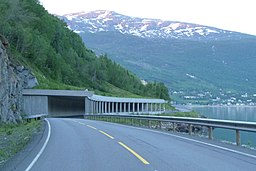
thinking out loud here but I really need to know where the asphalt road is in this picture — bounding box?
[15,118,256,171]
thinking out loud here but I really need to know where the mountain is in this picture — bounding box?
[60,10,256,104]
[61,10,253,41]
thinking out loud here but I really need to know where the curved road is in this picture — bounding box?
[16,118,256,170]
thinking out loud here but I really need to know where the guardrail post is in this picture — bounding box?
[159,121,162,129]
[189,124,192,135]
[208,126,213,140]
[173,122,175,132]
[236,130,241,146]
[148,120,151,128]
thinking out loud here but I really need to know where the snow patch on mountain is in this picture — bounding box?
[97,10,112,19]
[169,23,181,30]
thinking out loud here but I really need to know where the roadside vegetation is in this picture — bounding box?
[0,120,42,165]
[158,110,200,118]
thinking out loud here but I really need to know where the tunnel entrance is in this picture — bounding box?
[48,96,85,117]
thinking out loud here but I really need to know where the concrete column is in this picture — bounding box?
[128,103,130,113]
[92,101,95,114]
[98,101,100,114]
[124,103,127,113]
[101,102,105,113]
[150,103,153,112]
[99,101,101,113]
[99,102,101,113]
[112,102,114,113]
[92,101,96,114]
[115,102,118,113]
[108,102,111,113]
[85,98,90,114]
[90,100,94,114]
[132,103,135,113]
[101,101,104,113]
[105,102,107,113]
[137,103,140,114]
[96,101,98,114]
[119,102,122,113]
[142,103,144,113]
[104,102,108,113]
[146,103,148,113]
[155,103,157,112]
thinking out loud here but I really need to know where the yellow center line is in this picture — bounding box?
[99,130,115,139]
[118,142,150,165]
[86,125,97,130]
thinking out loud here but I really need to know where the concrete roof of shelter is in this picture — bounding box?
[90,95,166,103]
[23,89,166,103]
[22,89,94,97]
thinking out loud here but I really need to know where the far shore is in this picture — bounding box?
[187,104,256,108]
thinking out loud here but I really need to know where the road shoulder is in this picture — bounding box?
[0,119,48,171]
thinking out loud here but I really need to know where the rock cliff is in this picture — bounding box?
[0,38,38,123]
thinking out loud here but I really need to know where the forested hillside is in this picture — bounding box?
[0,0,170,100]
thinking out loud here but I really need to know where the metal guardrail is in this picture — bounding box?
[84,114,256,146]
[24,114,48,121]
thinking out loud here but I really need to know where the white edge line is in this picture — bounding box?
[25,119,51,171]
[97,120,256,159]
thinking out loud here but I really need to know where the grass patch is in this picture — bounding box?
[34,70,86,90]
[165,103,176,110]
[94,82,144,98]
[159,110,200,118]
[34,71,146,99]
[0,120,42,165]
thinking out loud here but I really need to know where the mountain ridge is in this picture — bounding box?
[60,10,254,41]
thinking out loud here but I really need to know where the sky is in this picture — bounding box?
[40,0,256,35]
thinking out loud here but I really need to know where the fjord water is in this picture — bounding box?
[192,106,256,147]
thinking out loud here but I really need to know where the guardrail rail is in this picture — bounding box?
[84,114,256,146]
[24,114,48,122]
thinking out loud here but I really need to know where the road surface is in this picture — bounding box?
[13,118,256,170]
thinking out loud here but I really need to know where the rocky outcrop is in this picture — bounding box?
[0,39,38,124]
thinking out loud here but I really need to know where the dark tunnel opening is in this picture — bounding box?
[48,96,85,117]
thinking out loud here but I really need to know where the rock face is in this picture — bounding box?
[0,39,38,123]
